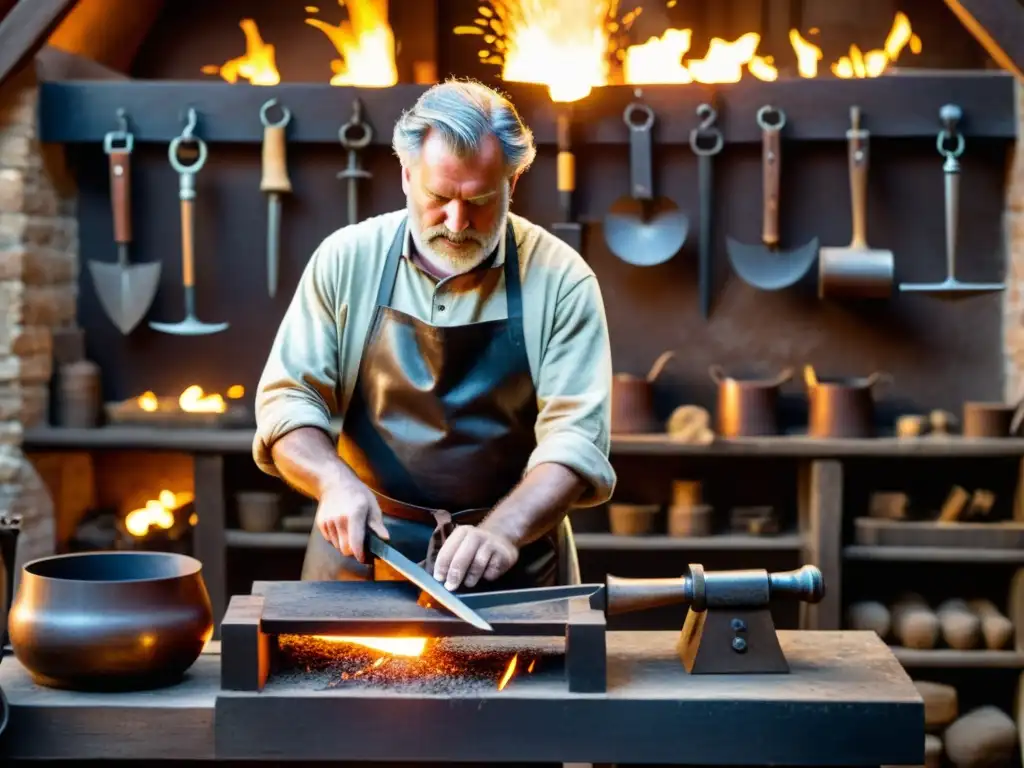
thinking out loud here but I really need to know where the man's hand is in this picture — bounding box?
[315,477,389,563]
[432,525,518,591]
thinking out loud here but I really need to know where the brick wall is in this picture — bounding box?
[0,62,79,581]
[1006,79,1024,401]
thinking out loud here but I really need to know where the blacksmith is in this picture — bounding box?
[253,78,614,593]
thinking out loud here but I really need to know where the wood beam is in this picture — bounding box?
[0,0,79,89]
[35,45,128,82]
[943,0,1024,80]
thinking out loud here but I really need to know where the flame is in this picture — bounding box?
[497,653,518,690]
[124,489,194,538]
[133,385,244,413]
[305,0,398,87]
[313,635,429,657]
[463,5,920,90]
[201,18,280,85]
[455,0,626,102]
[835,13,921,78]
[179,385,226,413]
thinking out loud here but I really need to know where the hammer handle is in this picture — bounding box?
[761,126,781,246]
[847,108,870,249]
[109,150,131,245]
[180,198,194,288]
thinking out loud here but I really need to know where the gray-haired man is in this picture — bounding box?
[253,79,615,594]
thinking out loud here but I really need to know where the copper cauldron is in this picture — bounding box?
[9,551,214,691]
[612,350,675,434]
[805,366,891,438]
[710,365,793,437]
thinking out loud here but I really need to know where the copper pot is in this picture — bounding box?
[962,401,1024,437]
[9,551,214,690]
[805,366,891,438]
[710,365,793,437]
[611,350,675,434]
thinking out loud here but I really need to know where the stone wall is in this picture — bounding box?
[0,61,78,579]
[1006,78,1024,401]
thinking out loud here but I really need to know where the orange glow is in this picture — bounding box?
[201,18,280,85]
[313,635,429,657]
[124,489,194,537]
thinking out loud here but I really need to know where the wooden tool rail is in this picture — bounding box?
[38,72,1018,146]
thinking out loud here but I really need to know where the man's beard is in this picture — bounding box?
[407,186,508,275]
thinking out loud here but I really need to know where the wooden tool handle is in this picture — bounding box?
[604,575,688,616]
[556,111,575,194]
[108,150,131,244]
[180,198,194,288]
[761,126,780,246]
[847,106,869,249]
[260,125,292,194]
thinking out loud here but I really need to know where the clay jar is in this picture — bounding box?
[611,351,675,434]
[805,366,891,438]
[710,366,793,437]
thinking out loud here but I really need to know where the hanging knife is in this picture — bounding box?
[367,532,494,631]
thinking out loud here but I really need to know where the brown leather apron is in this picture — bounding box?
[301,216,557,590]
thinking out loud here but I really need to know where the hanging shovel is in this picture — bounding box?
[726,106,818,290]
[604,100,689,266]
[88,109,161,335]
[150,109,228,337]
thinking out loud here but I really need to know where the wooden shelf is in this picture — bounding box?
[226,530,308,550]
[23,426,255,452]
[23,426,1024,458]
[844,545,1024,564]
[224,529,804,553]
[892,647,1024,669]
[573,532,804,551]
[612,434,1024,457]
[39,73,1018,146]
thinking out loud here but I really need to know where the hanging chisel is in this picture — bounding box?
[259,98,292,298]
[689,103,724,319]
[552,104,584,253]
[338,98,374,226]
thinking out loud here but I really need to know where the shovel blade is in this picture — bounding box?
[725,236,819,291]
[88,260,162,335]
[604,197,689,266]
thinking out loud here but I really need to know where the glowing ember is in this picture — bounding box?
[226,384,245,399]
[201,18,280,85]
[497,653,518,690]
[313,635,429,657]
[137,390,159,412]
[124,489,194,538]
[132,385,245,414]
[278,635,549,693]
[305,0,398,87]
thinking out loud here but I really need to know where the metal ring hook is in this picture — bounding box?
[339,98,373,150]
[936,103,965,159]
[756,105,786,131]
[260,98,291,129]
[180,107,198,141]
[696,103,718,132]
[690,102,724,157]
[103,108,134,154]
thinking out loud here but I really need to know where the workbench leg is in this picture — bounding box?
[798,459,843,630]
[193,453,227,639]
[566,598,607,693]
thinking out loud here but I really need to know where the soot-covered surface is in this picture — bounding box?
[272,634,565,695]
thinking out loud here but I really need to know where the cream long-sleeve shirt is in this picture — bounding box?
[253,208,616,507]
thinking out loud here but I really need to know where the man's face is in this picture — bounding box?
[402,129,515,275]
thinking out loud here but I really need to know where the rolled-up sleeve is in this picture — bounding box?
[252,243,344,476]
[526,274,616,506]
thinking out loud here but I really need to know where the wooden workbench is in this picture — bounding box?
[0,631,923,765]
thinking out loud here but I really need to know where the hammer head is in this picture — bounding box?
[725,236,819,291]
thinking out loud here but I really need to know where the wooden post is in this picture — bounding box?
[192,453,227,639]
[798,459,843,630]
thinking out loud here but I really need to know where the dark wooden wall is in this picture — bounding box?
[70,0,1006,433]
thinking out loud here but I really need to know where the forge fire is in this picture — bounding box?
[202,0,922,100]
[275,634,552,694]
